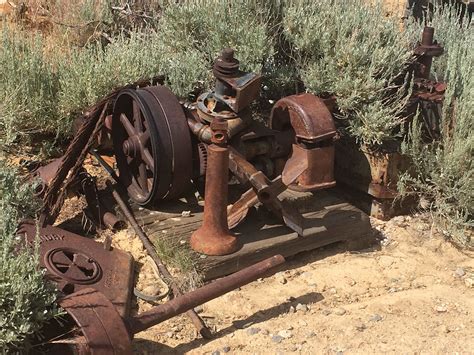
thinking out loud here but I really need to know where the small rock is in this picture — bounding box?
[296,303,308,312]
[286,326,294,331]
[288,306,296,314]
[222,346,231,353]
[454,268,465,277]
[272,335,284,343]
[261,329,269,335]
[464,278,474,288]
[322,309,331,316]
[194,305,204,314]
[166,331,174,338]
[435,305,448,313]
[333,308,346,316]
[246,327,261,336]
[369,314,383,322]
[306,331,316,338]
[355,323,366,332]
[212,351,220,355]
[278,330,293,339]
[438,324,450,334]
[181,210,191,217]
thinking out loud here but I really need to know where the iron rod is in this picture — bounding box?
[128,255,285,334]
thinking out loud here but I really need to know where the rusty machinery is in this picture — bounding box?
[112,48,337,255]
[18,220,285,354]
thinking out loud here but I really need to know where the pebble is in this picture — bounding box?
[288,306,296,314]
[464,278,474,288]
[306,331,316,338]
[166,331,174,338]
[261,329,269,335]
[246,327,261,336]
[278,330,293,339]
[454,267,466,277]
[272,335,284,343]
[322,309,331,316]
[435,305,448,313]
[194,305,204,314]
[333,308,347,316]
[369,314,383,322]
[212,351,220,355]
[296,303,309,312]
[355,323,366,331]
[222,346,231,353]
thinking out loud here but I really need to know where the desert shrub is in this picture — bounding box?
[399,6,473,245]
[283,0,420,146]
[58,30,208,117]
[0,159,58,352]
[158,0,277,74]
[0,25,60,146]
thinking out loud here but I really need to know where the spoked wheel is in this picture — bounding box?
[112,86,193,205]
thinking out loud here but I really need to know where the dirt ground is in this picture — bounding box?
[113,212,473,354]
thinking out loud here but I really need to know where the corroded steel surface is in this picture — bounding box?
[190,119,240,256]
[127,255,285,333]
[112,85,193,205]
[59,288,132,355]
[17,221,134,317]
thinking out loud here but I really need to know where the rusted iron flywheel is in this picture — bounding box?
[112,86,193,205]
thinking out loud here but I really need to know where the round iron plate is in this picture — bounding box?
[112,86,193,205]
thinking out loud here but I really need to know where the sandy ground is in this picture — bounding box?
[117,213,473,354]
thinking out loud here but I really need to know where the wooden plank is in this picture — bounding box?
[134,190,373,280]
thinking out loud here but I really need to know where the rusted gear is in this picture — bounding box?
[44,248,101,285]
[112,86,193,205]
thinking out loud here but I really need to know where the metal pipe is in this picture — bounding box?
[127,255,285,334]
[190,118,240,256]
[186,116,247,144]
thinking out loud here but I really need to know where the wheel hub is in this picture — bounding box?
[112,86,194,205]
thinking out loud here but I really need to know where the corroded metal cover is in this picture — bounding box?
[17,221,134,317]
[270,93,336,142]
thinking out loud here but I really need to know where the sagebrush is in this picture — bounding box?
[399,6,473,246]
[0,159,58,352]
[283,0,419,146]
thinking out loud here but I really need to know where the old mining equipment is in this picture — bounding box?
[112,48,337,255]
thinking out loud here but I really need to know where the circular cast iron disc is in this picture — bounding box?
[112,86,193,206]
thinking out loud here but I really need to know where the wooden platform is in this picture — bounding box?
[133,189,373,280]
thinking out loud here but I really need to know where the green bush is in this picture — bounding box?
[0,159,58,352]
[283,0,419,146]
[0,26,60,146]
[158,0,277,74]
[399,6,473,246]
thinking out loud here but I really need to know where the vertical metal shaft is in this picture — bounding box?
[419,26,435,79]
[190,119,240,256]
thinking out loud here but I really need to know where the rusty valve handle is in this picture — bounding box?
[127,254,285,334]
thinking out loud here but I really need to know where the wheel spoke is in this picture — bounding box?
[138,162,149,193]
[120,113,137,137]
[143,149,154,169]
[133,100,143,132]
[140,131,150,145]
